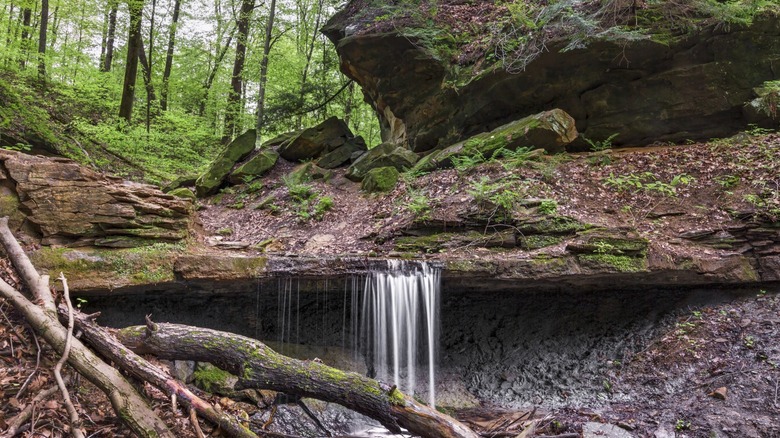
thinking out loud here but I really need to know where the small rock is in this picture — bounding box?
[583,422,634,438]
[709,386,728,400]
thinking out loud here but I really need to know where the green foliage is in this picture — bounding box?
[282,176,333,222]
[716,175,740,188]
[313,196,334,220]
[604,172,695,197]
[583,133,619,152]
[538,199,558,215]
[407,189,432,221]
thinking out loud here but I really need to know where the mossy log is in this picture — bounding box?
[117,322,479,438]
[0,217,174,438]
[64,310,258,438]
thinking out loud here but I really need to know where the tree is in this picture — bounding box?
[37,0,48,80]
[100,2,118,72]
[223,0,253,143]
[119,0,145,122]
[254,0,276,135]
[160,0,182,111]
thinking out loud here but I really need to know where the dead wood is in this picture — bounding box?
[2,384,61,437]
[62,306,259,438]
[0,217,174,438]
[117,321,479,438]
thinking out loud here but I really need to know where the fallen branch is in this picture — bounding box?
[117,322,479,438]
[62,307,258,438]
[53,273,85,438]
[2,384,62,437]
[0,217,174,438]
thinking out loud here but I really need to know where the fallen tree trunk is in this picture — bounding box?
[118,321,479,438]
[0,217,174,438]
[63,308,258,438]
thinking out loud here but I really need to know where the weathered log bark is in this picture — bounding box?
[63,309,258,438]
[0,218,174,438]
[118,322,479,438]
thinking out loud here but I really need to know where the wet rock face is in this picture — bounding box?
[0,150,191,247]
[325,13,780,151]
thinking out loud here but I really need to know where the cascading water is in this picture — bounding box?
[358,260,440,408]
[272,261,441,408]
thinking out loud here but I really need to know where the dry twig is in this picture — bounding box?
[54,273,85,438]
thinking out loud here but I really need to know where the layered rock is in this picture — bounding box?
[324,10,780,151]
[0,150,191,247]
[195,130,257,196]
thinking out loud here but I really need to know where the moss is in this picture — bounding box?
[579,253,648,273]
[232,256,268,277]
[361,166,400,193]
[0,192,26,230]
[168,187,196,201]
[388,386,407,405]
[29,244,183,287]
[517,215,589,235]
[193,364,237,393]
[519,234,564,250]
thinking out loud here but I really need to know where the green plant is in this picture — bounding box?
[228,201,245,209]
[217,227,233,236]
[716,175,740,188]
[675,419,691,431]
[538,199,558,215]
[313,196,334,220]
[451,150,488,171]
[743,335,755,349]
[407,190,432,221]
[604,172,694,197]
[583,133,619,152]
[493,146,535,170]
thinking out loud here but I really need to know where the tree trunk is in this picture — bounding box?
[199,26,234,116]
[0,218,174,438]
[118,323,479,438]
[102,3,117,72]
[223,0,253,143]
[160,0,181,111]
[344,80,355,126]
[37,0,48,80]
[65,311,259,438]
[255,0,276,135]
[119,0,144,122]
[48,0,58,53]
[145,0,156,132]
[295,0,324,127]
[138,42,157,104]
[19,7,31,68]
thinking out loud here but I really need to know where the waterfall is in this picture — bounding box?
[359,260,440,408]
[271,261,440,408]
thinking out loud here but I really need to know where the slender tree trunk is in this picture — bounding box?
[145,0,157,132]
[19,7,31,68]
[255,0,276,135]
[119,0,144,122]
[102,3,117,72]
[160,0,181,111]
[98,6,108,69]
[344,81,355,126]
[295,0,324,127]
[199,26,234,116]
[138,42,157,103]
[48,0,58,52]
[70,1,86,83]
[222,0,253,143]
[36,0,47,80]
[4,4,16,67]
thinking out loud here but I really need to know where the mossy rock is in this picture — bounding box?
[361,166,400,193]
[515,215,589,236]
[278,117,353,162]
[346,142,419,181]
[193,363,238,394]
[318,137,368,169]
[395,230,516,253]
[578,253,648,273]
[228,150,279,184]
[162,175,197,192]
[567,232,649,256]
[412,109,577,172]
[195,130,257,197]
[518,234,565,250]
[168,187,196,201]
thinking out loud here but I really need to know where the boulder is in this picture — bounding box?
[0,150,191,246]
[361,166,400,193]
[228,150,279,184]
[346,142,418,181]
[317,136,368,169]
[162,175,197,192]
[278,117,354,162]
[414,109,577,172]
[195,129,257,197]
[168,187,197,201]
[325,10,780,150]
